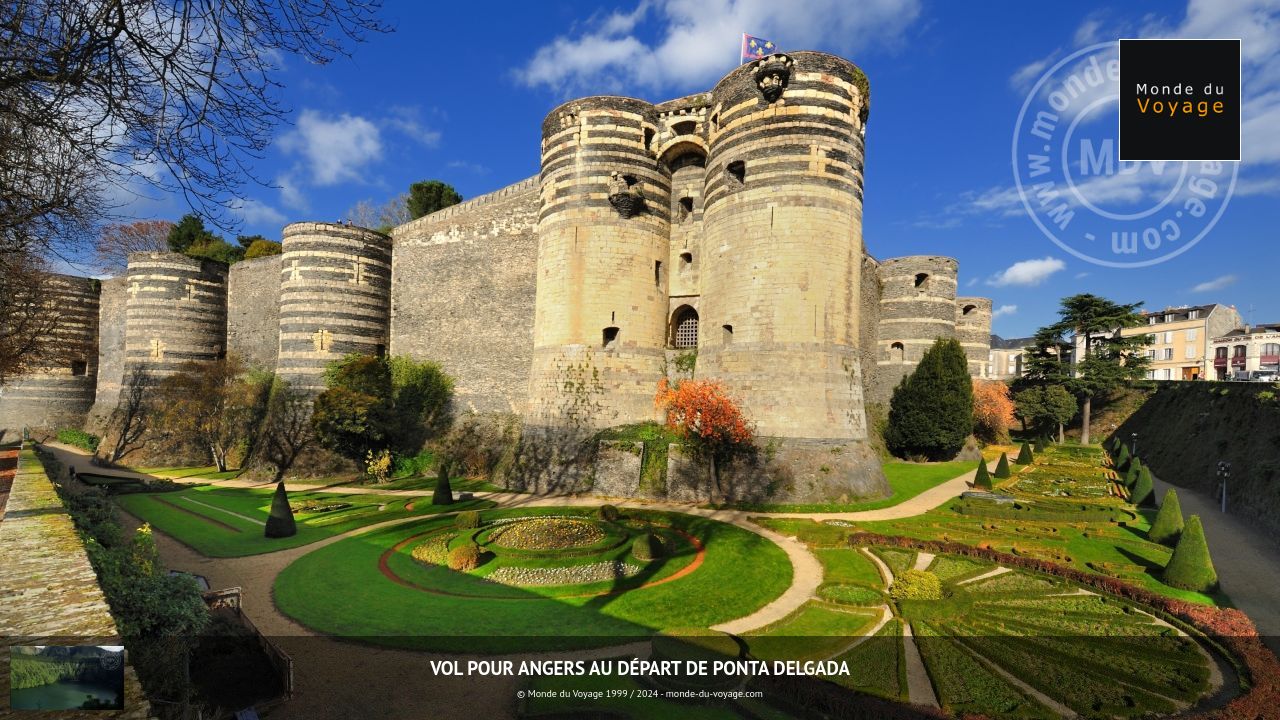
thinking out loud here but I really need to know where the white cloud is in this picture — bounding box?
[446,160,490,175]
[279,109,383,186]
[1191,274,1237,293]
[232,198,287,226]
[517,0,922,94]
[992,304,1018,318]
[275,173,308,212]
[384,105,442,148]
[987,257,1066,287]
[1075,271,1090,279]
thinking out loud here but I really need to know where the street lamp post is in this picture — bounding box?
[1131,432,1138,457]
[1217,461,1231,513]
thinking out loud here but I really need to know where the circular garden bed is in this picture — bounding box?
[272,507,793,653]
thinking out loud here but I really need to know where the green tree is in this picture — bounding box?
[406,180,462,219]
[1162,515,1217,592]
[151,356,268,471]
[236,234,268,248]
[167,213,219,253]
[432,460,454,506]
[388,355,455,450]
[264,481,297,538]
[1026,294,1150,444]
[973,458,993,490]
[1149,488,1184,545]
[885,338,974,460]
[244,239,282,259]
[1015,441,1033,465]
[259,380,315,483]
[993,452,1011,479]
[1131,466,1154,506]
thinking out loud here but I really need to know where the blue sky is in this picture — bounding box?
[100,0,1280,338]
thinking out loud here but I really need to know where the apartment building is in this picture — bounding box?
[988,335,1036,380]
[1209,323,1280,380]
[1072,303,1243,381]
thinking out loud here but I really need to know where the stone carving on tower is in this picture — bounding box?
[754,54,793,102]
[607,171,645,218]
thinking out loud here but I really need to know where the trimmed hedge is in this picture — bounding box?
[455,510,481,529]
[889,569,942,600]
[1132,466,1155,507]
[447,543,482,572]
[1163,515,1217,592]
[432,463,454,506]
[264,482,297,538]
[56,428,100,453]
[973,459,993,490]
[1015,441,1034,465]
[598,504,620,522]
[632,532,664,561]
[1149,489,1184,546]
[993,452,1011,479]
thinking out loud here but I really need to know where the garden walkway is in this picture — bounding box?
[1151,473,1280,654]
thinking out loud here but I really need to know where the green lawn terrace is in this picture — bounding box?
[710,460,975,514]
[127,463,503,493]
[115,484,493,557]
[272,507,793,653]
[756,443,1225,606]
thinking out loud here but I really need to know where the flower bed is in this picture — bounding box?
[487,561,642,587]
[486,517,607,550]
[290,499,353,514]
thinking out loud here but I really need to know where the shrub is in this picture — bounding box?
[392,449,435,478]
[447,543,482,572]
[1033,434,1051,453]
[972,459,993,490]
[1163,515,1217,592]
[365,448,392,483]
[885,338,974,460]
[598,504,620,521]
[264,481,297,538]
[411,534,452,565]
[56,428,100,453]
[632,532,665,561]
[972,379,1015,443]
[432,462,454,506]
[243,239,282,259]
[1149,489,1184,546]
[455,510,481,529]
[1125,459,1143,488]
[1131,466,1154,507]
[1015,441,1033,465]
[889,569,942,601]
[1114,443,1131,471]
[993,452,1011,479]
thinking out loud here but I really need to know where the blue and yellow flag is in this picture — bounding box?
[741,34,777,64]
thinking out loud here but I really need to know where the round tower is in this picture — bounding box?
[124,253,228,379]
[525,96,671,429]
[0,274,100,432]
[956,297,993,378]
[696,52,871,440]
[277,222,392,394]
[871,255,959,402]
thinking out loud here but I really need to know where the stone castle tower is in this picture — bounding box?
[0,52,991,502]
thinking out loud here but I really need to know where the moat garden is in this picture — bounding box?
[33,437,1275,720]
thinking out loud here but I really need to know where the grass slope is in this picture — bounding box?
[715,461,972,513]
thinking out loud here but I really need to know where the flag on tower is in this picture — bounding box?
[741,34,777,64]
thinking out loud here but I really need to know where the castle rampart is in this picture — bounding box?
[870,255,959,403]
[956,296,993,378]
[123,252,228,380]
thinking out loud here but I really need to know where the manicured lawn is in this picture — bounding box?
[814,548,882,586]
[115,485,491,557]
[713,461,973,513]
[743,601,880,661]
[131,465,244,481]
[273,508,792,652]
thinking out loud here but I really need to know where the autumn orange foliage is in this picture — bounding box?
[972,379,1015,443]
[654,378,753,454]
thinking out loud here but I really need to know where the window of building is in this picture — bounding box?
[643,127,655,149]
[1215,346,1229,359]
[672,120,696,136]
[1148,316,1157,325]
[1234,344,1247,357]
[722,324,734,344]
[375,344,386,357]
[671,306,698,348]
[678,197,694,221]
[1263,343,1280,356]
[1186,345,1196,359]
[1147,370,1156,379]
[962,304,977,316]
[654,260,664,287]
[1189,310,1200,319]
[1165,314,1174,323]
[70,360,87,376]
[914,273,929,289]
[679,251,693,268]
[1147,334,1157,344]
[890,341,905,362]
[1164,331,1174,344]
[1147,349,1156,360]
[1162,348,1174,360]
[602,327,620,348]
[1161,368,1171,379]
[1187,328,1198,341]
[725,160,745,189]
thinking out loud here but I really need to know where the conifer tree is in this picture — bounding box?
[885,338,974,460]
[264,481,297,538]
[1125,457,1143,488]
[1131,466,1154,506]
[1016,441,1034,465]
[1149,489,1184,546]
[973,459,993,490]
[1163,515,1217,592]
[994,452,1011,479]
[432,460,454,505]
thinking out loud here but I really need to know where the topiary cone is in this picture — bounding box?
[1115,443,1131,471]
[1163,515,1217,592]
[1125,458,1143,488]
[993,452,1011,479]
[264,481,297,538]
[1131,466,1155,507]
[432,461,454,505]
[1149,489,1184,546]
[1016,441,1034,465]
[973,459,993,490]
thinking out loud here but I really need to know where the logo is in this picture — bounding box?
[1013,42,1237,268]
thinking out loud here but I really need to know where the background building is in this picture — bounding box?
[1210,324,1280,379]
[1073,303,1243,381]
[988,335,1035,380]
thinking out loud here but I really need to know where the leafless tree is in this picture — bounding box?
[93,220,173,274]
[104,363,153,463]
[0,0,390,258]
[260,380,315,483]
[345,192,410,231]
[0,252,72,384]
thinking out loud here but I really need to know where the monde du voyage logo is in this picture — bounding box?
[1013,40,1241,268]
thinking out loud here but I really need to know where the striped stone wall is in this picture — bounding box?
[123,253,228,380]
[956,296,993,378]
[227,254,283,371]
[0,274,100,433]
[277,223,392,394]
[869,255,959,404]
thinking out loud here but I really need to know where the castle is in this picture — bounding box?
[0,52,991,502]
